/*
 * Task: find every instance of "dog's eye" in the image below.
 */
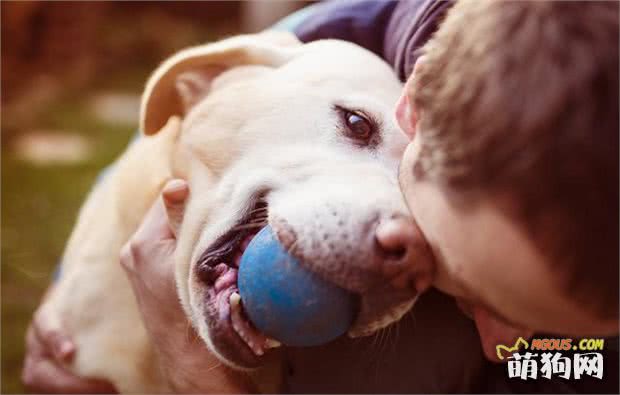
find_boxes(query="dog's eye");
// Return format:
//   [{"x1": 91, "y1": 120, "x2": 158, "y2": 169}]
[{"x1": 342, "y1": 109, "x2": 374, "y2": 142}]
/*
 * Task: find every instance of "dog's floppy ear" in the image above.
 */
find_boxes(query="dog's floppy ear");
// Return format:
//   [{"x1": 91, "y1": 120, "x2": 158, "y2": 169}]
[{"x1": 140, "y1": 31, "x2": 300, "y2": 135}]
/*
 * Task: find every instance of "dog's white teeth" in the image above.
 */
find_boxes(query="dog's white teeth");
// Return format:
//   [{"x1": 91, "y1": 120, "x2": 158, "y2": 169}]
[
  {"x1": 265, "y1": 338, "x2": 281, "y2": 349},
  {"x1": 229, "y1": 293, "x2": 269, "y2": 357},
  {"x1": 229, "y1": 292, "x2": 241, "y2": 307}
]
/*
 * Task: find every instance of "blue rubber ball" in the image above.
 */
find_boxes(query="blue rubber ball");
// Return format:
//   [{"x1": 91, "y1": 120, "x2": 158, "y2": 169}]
[{"x1": 237, "y1": 225, "x2": 357, "y2": 347}]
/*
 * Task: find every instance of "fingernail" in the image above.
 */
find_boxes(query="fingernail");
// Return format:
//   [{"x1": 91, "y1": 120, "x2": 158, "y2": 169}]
[
  {"x1": 163, "y1": 179, "x2": 188, "y2": 202},
  {"x1": 58, "y1": 340, "x2": 75, "y2": 360}
]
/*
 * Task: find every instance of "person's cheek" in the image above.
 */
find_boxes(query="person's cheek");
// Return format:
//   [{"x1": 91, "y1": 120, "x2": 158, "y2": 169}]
[{"x1": 395, "y1": 92, "x2": 417, "y2": 140}]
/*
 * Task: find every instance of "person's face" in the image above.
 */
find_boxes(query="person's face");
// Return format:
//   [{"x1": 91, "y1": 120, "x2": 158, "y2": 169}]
[{"x1": 394, "y1": 78, "x2": 618, "y2": 356}]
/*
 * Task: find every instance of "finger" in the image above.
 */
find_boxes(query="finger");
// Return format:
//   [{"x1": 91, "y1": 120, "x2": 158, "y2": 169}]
[
  {"x1": 161, "y1": 179, "x2": 189, "y2": 238},
  {"x1": 120, "y1": 179, "x2": 186, "y2": 274},
  {"x1": 26, "y1": 325, "x2": 51, "y2": 359},
  {"x1": 133, "y1": 196, "x2": 174, "y2": 246},
  {"x1": 121, "y1": 198, "x2": 174, "y2": 274},
  {"x1": 472, "y1": 305, "x2": 534, "y2": 363},
  {"x1": 32, "y1": 308, "x2": 75, "y2": 363},
  {"x1": 22, "y1": 356, "x2": 118, "y2": 394},
  {"x1": 119, "y1": 241, "x2": 137, "y2": 273}
]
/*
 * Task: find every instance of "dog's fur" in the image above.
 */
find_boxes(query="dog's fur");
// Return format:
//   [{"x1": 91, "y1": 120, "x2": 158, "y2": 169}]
[{"x1": 41, "y1": 32, "x2": 484, "y2": 392}]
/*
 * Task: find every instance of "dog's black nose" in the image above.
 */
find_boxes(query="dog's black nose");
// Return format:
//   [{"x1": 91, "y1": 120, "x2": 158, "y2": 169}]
[{"x1": 374, "y1": 215, "x2": 435, "y2": 293}]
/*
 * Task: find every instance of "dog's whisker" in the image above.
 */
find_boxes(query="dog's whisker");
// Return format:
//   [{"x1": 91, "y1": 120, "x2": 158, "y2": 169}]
[
  {"x1": 204, "y1": 361, "x2": 223, "y2": 373},
  {"x1": 376, "y1": 328, "x2": 385, "y2": 354},
  {"x1": 382, "y1": 326, "x2": 390, "y2": 352},
  {"x1": 381, "y1": 326, "x2": 389, "y2": 354},
  {"x1": 387, "y1": 324, "x2": 397, "y2": 354},
  {"x1": 284, "y1": 239, "x2": 300, "y2": 255},
  {"x1": 370, "y1": 330, "x2": 380, "y2": 351},
  {"x1": 379, "y1": 327, "x2": 389, "y2": 355},
  {"x1": 184, "y1": 321, "x2": 202, "y2": 344}
]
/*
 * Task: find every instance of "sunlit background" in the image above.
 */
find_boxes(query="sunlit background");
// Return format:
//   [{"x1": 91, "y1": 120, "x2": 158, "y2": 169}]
[{"x1": 1, "y1": 2, "x2": 310, "y2": 392}]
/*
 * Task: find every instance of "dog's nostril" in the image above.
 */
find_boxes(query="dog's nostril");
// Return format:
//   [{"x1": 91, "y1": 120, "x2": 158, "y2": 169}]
[
  {"x1": 379, "y1": 241, "x2": 407, "y2": 260},
  {"x1": 374, "y1": 216, "x2": 415, "y2": 260}
]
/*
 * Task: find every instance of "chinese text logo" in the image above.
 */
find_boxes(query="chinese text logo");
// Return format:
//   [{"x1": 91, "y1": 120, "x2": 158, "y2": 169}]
[{"x1": 496, "y1": 337, "x2": 604, "y2": 381}]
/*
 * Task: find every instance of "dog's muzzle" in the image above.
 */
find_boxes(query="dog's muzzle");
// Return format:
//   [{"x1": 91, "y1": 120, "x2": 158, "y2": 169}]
[{"x1": 271, "y1": 207, "x2": 434, "y2": 337}]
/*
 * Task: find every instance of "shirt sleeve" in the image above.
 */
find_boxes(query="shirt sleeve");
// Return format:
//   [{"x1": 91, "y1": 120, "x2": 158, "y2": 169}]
[
  {"x1": 384, "y1": 0, "x2": 453, "y2": 81},
  {"x1": 293, "y1": 0, "x2": 398, "y2": 59},
  {"x1": 293, "y1": 0, "x2": 453, "y2": 82}
]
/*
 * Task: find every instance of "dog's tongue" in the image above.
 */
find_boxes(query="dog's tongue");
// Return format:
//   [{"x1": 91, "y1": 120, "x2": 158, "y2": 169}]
[{"x1": 470, "y1": 304, "x2": 533, "y2": 363}]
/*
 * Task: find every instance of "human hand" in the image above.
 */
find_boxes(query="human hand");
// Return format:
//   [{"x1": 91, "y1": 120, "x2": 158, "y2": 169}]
[
  {"x1": 119, "y1": 179, "x2": 255, "y2": 393},
  {"x1": 456, "y1": 298, "x2": 533, "y2": 363},
  {"x1": 22, "y1": 299, "x2": 117, "y2": 393}
]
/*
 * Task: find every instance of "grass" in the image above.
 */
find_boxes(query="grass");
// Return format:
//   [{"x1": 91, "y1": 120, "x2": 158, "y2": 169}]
[{"x1": 1, "y1": 84, "x2": 140, "y2": 393}]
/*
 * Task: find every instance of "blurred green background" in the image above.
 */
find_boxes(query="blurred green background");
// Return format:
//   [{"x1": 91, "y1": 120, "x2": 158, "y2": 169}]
[{"x1": 1, "y1": 1, "x2": 308, "y2": 392}]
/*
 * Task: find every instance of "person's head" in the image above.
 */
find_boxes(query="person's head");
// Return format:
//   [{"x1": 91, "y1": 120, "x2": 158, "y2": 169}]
[{"x1": 396, "y1": 0, "x2": 619, "y2": 338}]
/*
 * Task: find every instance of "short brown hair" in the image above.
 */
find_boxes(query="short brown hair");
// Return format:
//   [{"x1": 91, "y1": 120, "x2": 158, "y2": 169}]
[{"x1": 411, "y1": 0, "x2": 618, "y2": 319}]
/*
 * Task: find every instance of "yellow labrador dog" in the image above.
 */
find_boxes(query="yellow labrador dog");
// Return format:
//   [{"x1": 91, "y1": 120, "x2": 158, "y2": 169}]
[{"x1": 41, "y1": 32, "x2": 483, "y2": 393}]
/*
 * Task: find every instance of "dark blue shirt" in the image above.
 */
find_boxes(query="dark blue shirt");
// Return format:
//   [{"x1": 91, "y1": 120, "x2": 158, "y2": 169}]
[{"x1": 294, "y1": 0, "x2": 453, "y2": 81}]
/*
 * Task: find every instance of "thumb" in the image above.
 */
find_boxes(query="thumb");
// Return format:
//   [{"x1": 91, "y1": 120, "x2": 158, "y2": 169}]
[
  {"x1": 32, "y1": 305, "x2": 75, "y2": 363},
  {"x1": 162, "y1": 179, "x2": 189, "y2": 238}
]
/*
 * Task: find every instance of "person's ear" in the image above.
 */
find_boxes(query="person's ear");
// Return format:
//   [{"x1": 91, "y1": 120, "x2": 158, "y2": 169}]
[
  {"x1": 396, "y1": 56, "x2": 427, "y2": 140},
  {"x1": 140, "y1": 31, "x2": 301, "y2": 136},
  {"x1": 408, "y1": 55, "x2": 427, "y2": 120},
  {"x1": 395, "y1": 87, "x2": 417, "y2": 140},
  {"x1": 411, "y1": 55, "x2": 427, "y2": 80}
]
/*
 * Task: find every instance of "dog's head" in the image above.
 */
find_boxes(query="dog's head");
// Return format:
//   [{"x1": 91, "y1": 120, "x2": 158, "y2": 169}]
[{"x1": 140, "y1": 32, "x2": 433, "y2": 368}]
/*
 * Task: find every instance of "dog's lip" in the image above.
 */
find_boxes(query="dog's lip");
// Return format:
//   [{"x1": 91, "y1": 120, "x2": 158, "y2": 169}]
[
  {"x1": 194, "y1": 197, "x2": 277, "y2": 367},
  {"x1": 195, "y1": 199, "x2": 268, "y2": 272},
  {"x1": 203, "y1": 280, "x2": 261, "y2": 367},
  {"x1": 200, "y1": 247, "x2": 277, "y2": 367}
]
